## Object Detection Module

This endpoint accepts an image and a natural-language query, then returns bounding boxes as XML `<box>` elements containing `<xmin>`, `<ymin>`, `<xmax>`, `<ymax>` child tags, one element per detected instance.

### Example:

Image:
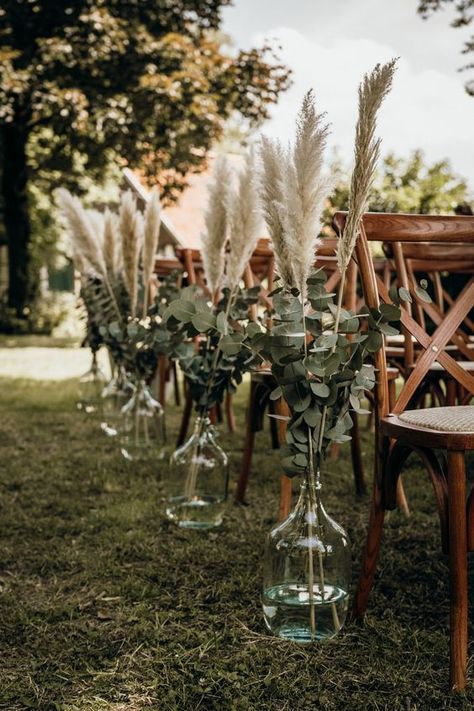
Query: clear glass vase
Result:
<box><xmin>100</xmin><ymin>367</ymin><xmax>135</xmax><ymax>437</ymax></box>
<box><xmin>120</xmin><ymin>379</ymin><xmax>166</xmax><ymax>462</ymax></box>
<box><xmin>76</xmin><ymin>352</ymin><xmax>108</xmax><ymax>414</ymax></box>
<box><xmin>263</xmin><ymin>468</ymin><xmax>351</xmax><ymax>642</ymax></box>
<box><xmin>165</xmin><ymin>414</ymin><xmax>229</xmax><ymax>529</ymax></box>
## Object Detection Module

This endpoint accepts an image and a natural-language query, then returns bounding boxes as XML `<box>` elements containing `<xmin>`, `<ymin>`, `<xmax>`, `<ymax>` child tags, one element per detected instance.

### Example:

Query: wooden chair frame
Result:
<box><xmin>334</xmin><ymin>211</ymin><xmax>474</xmax><ymax>692</ymax></box>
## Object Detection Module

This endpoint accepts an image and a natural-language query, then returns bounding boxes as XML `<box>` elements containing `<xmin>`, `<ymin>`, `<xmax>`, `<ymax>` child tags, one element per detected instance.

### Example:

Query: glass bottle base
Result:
<box><xmin>263</xmin><ymin>583</ymin><xmax>349</xmax><ymax>642</ymax></box>
<box><xmin>165</xmin><ymin>496</ymin><xmax>225</xmax><ymax>529</ymax></box>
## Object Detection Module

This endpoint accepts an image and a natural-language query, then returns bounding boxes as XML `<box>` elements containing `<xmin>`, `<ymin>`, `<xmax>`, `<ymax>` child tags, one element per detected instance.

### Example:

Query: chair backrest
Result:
<box><xmin>334</xmin><ymin>211</ymin><xmax>474</xmax><ymax>418</ymax></box>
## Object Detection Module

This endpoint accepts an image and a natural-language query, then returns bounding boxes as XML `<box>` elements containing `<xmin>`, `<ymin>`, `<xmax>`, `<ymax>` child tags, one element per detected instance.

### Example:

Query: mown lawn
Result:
<box><xmin>1</xmin><ymin>346</ymin><xmax>474</xmax><ymax>710</ymax></box>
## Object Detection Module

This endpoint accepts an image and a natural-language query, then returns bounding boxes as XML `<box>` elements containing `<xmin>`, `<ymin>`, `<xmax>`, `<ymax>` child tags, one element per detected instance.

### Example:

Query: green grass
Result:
<box><xmin>1</xmin><ymin>353</ymin><xmax>474</xmax><ymax>710</ymax></box>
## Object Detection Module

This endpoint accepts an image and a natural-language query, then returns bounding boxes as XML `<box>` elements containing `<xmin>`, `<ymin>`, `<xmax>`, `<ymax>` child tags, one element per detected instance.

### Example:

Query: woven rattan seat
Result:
<box><xmin>398</xmin><ymin>406</ymin><xmax>474</xmax><ymax>433</ymax></box>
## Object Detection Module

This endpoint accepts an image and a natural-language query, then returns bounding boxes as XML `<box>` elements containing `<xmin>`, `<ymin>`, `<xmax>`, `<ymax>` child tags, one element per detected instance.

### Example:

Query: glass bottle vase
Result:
<box><xmin>164</xmin><ymin>413</ymin><xmax>229</xmax><ymax>529</ymax></box>
<box><xmin>76</xmin><ymin>351</ymin><xmax>108</xmax><ymax>414</ymax></box>
<box><xmin>263</xmin><ymin>468</ymin><xmax>351</xmax><ymax>642</ymax></box>
<box><xmin>120</xmin><ymin>379</ymin><xmax>166</xmax><ymax>462</ymax></box>
<box><xmin>100</xmin><ymin>367</ymin><xmax>135</xmax><ymax>437</ymax></box>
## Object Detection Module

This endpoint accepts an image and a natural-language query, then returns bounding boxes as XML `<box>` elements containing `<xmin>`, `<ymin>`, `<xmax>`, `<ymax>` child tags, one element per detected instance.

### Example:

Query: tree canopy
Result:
<box><xmin>0</xmin><ymin>0</ymin><xmax>291</xmax><ymax>322</ymax></box>
<box><xmin>418</xmin><ymin>0</ymin><xmax>474</xmax><ymax>94</ymax></box>
<box><xmin>325</xmin><ymin>149</ymin><xmax>471</xmax><ymax>233</ymax></box>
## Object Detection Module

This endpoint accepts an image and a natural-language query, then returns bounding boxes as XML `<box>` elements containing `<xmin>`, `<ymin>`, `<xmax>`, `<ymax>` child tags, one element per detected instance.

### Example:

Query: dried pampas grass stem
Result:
<box><xmin>279</xmin><ymin>90</ymin><xmax>332</xmax><ymax>296</ymax></box>
<box><xmin>202</xmin><ymin>156</ymin><xmax>231</xmax><ymax>298</ymax></box>
<box><xmin>337</xmin><ymin>59</ymin><xmax>398</xmax><ymax>274</ymax></box>
<box><xmin>57</xmin><ymin>188</ymin><xmax>122</xmax><ymax>322</ymax></box>
<box><xmin>103</xmin><ymin>208</ymin><xmax>121</xmax><ymax>280</ymax></box>
<box><xmin>226</xmin><ymin>150</ymin><xmax>261</xmax><ymax>289</ymax></box>
<box><xmin>120</xmin><ymin>190</ymin><xmax>143</xmax><ymax>318</ymax></box>
<box><xmin>142</xmin><ymin>189</ymin><xmax>161</xmax><ymax>316</ymax></box>
<box><xmin>259</xmin><ymin>136</ymin><xmax>294</xmax><ymax>290</ymax></box>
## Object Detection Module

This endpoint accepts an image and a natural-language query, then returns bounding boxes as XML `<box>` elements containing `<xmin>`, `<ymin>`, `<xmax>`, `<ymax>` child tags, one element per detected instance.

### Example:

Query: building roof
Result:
<box><xmin>123</xmin><ymin>153</ymin><xmax>247</xmax><ymax>252</ymax></box>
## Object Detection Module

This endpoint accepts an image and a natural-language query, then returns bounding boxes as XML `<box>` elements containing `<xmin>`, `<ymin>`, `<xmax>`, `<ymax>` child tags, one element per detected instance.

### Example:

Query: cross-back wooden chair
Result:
<box><xmin>335</xmin><ymin>211</ymin><xmax>474</xmax><ymax>692</ymax></box>
<box><xmin>235</xmin><ymin>237</ymin><xmax>369</xmax><ymax>516</ymax></box>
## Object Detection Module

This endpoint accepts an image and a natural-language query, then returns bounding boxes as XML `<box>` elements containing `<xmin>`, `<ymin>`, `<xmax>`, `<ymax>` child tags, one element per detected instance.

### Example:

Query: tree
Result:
<box><xmin>418</xmin><ymin>0</ymin><xmax>474</xmax><ymax>94</ymax></box>
<box><xmin>0</xmin><ymin>1</ymin><xmax>290</xmax><ymax>321</ymax></box>
<box><xmin>325</xmin><ymin>149</ymin><xmax>471</xmax><ymax>232</ymax></box>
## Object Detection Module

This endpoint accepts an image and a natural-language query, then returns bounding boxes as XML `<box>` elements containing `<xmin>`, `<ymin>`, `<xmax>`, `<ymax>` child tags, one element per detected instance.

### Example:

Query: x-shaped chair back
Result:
<box><xmin>333</xmin><ymin>212</ymin><xmax>474</xmax><ymax>419</ymax></box>
<box><xmin>382</xmin><ymin>240</ymin><xmax>474</xmax><ymax>370</ymax></box>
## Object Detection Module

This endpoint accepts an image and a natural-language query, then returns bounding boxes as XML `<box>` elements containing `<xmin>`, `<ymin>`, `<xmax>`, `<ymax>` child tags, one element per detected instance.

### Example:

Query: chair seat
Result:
<box><xmin>398</xmin><ymin>406</ymin><xmax>474</xmax><ymax>433</ymax></box>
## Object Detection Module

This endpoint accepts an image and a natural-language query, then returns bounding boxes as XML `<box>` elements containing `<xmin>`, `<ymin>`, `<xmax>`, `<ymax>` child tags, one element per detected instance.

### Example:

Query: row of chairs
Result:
<box><xmin>155</xmin><ymin>212</ymin><xmax>474</xmax><ymax>691</ymax></box>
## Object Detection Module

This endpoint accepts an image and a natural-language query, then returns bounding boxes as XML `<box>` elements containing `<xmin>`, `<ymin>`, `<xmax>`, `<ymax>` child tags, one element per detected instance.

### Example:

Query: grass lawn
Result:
<box><xmin>1</xmin><ymin>345</ymin><xmax>474</xmax><ymax>710</ymax></box>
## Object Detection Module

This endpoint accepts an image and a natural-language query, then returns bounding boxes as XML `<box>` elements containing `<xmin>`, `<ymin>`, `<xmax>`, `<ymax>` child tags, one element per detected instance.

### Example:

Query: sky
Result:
<box><xmin>222</xmin><ymin>0</ymin><xmax>474</xmax><ymax>191</ymax></box>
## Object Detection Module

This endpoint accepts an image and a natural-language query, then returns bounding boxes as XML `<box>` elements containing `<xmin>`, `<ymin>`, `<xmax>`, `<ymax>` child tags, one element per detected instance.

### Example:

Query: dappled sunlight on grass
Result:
<box><xmin>0</xmin><ymin>343</ymin><xmax>110</xmax><ymax>381</ymax></box>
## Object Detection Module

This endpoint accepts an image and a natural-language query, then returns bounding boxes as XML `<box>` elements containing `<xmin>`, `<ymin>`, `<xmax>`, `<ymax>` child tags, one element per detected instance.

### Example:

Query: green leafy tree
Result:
<box><xmin>325</xmin><ymin>149</ymin><xmax>470</xmax><ymax>231</ymax></box>
<box><xmin>418</xmin><ymin>0</ymin><xmax>474</xmax><ymax>94</ymax></box>
<box><xmin>0</xmin><ymin>1</ymin><xmax>290</xmax><ymax>320</ymax></box>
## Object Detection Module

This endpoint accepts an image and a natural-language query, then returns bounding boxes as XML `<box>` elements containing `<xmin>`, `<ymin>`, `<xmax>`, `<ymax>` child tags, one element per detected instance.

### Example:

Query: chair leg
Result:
<box><xmin>446</xmin><ymin>379</ymin><xmax>457</xmax><ymax>407</ymax></box>
<box><xmin>447</xmin><ymin>450</ymin><xmax>468</xmax><ymax>692</ymax></box>
<box><xmin>176</xmin><ymin>388</ymin><xmax>193</xmax><ymax>447</ymax></box>
<box><xmin>279</xmin><ymin>475</ymin><xmax>292</xmax><ymax>521</ymax></box>
<box><xmin>235</xmin><ymin>381</ymin><xmax>257</xmax><ymax>503</ymax></box>
<box><xmin>172</xmin><ymin>362</ymin><xmax>181</xmax><ymax>407</ymax></box>
<box><xmin>330</xmin><ymin>443</ymin><xmax>340</xmax><ymax>461</ymax></box>
<box><xmin>267</xmin><ymin>399</ymin><xmax>280</xmax><ymax>450</ymax></box>
<box><xmin>225</xmin><ymin>392</ymin><xmax>236</xmax><ymax>434</ymax></box>
<box><xmin>349</xmin><ymin>412</ymin><xmax>366</xmax><ymax>496</ymax></box>
<box><xmin>352</xmin><ymin>438</ymin><xmax>387</xmax><ymax>620</ymax></box>
<box><xmin>158</xmin><ymin>355</ymin><xmax>167</xmax><ymax>406</ymax></box>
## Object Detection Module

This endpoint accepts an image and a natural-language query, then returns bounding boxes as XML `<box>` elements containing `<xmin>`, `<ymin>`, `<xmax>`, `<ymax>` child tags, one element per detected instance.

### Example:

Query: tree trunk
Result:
<box><xmin>1</xmin><ymin>123</ymin><xmax>34</xmax><ymax>316</ymax></box>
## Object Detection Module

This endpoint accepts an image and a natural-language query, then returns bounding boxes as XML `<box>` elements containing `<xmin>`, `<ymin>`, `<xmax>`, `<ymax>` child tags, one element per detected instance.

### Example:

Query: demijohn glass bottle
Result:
<box><xmin>263</xmin><ymin>466</ymin><xmax>351</xmax><ymax>642</ymax></box>
<box><xmin>120</xmin><ymin>378</ymin><xmax>166</xmax><ymax>462</ymax></box>
<box><xmin>100</xmin><ymin>366</ymin><xmax>134</xmax><ymax>436</ymax></box>
<box><xmin>164</xmin><ymin>413</ymin><xmax>228</xmax><ymax>529</ymax></box>
<box><xmin>77</xmin><ymin>351</ymin><xmax>107</xmax><ymax>414</ymax></box>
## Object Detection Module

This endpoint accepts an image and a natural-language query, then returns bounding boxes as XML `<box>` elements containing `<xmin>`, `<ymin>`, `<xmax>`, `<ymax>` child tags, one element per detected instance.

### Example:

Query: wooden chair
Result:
<box><xmin>381</xmin><ymin>241</ymin><xmax>474</xmax><ymax>408</ymax></box>
<box><xmin>334</xmin><ymin>211</ymin><xmax>474</xmax><ymax>691</ymax></box>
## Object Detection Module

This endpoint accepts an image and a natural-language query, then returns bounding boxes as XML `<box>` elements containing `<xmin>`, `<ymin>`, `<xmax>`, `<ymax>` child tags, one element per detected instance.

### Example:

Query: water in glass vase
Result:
<box><xmin>263</xmin><ymin>582</ymin><xmax>349</xmax><ymax>642</ymax></box>
<box><xmin>263</xmin><ymin>477</ymin><xmax>351</xmax><ymax>643</ymax></box>
<box><xmin>165</xmin><ymin>495</ymin><xmax>225</xmax><ymax>529</ymax></box>
<box><xmin>164</xmin><ymin>414</ymin><xmax>228</xmax><ymax>529</ymax></box>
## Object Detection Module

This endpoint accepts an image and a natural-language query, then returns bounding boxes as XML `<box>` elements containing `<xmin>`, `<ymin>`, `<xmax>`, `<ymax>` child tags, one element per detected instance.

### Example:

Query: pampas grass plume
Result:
<box><xmin>57</xmin><ymin>189</ymin><xmax>107</xmax><ymax>277</ymax></box>
<box><xmin>202</xmin><ymin>155</ymin><xmax>231</xmax><ymax>296</ymax></box>
<box><xmin>120</xmin><ymin>190</ymin><xmax>143</xmax><ymax>317</ymax></box>
<box><xmin>142</xmin><ymin>189</ymin><xmax>161</xmax><ymax>291</ymax></box>
<box><xmin>337</xmin><ymin>59</ymin><xmax>398</xmax><ymax>272</ymax></box>
<box><xmin>226</xmin><ymin>150</ymin><xmax>261</xmax><ymax>289</ymax></box>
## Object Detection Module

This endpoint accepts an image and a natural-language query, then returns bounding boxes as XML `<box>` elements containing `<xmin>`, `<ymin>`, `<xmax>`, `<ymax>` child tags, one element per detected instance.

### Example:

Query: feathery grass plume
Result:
<box><xmin>226</xmin><ymin>150</ymin><xmax>261</xmax><ymax>289</ymax></box>
<box><xmin>119</xmin><ymin>190</ymin><xmax>143</xmax><ymax>317</ymax></box>
<box><xmin>337</xmin><ymin>59</ymin><xmax>398</xmax><ymax>272</ymax></box>
<box><xmin>102</xmin><ymin>208</ymin><xmax>121</xmax><ymax>278</ymax></box>
<box><xmin>57</xmin><ymin>189</ymin><xmax>107</xmax><ymax>277</ymax></box>
<box><xmin>87</xmin><ymin>209</ymin><xmax>105</xmax><ymax>245</ymax></box>
<box><xmin>259</xmin><ymin>136</ymin><xmax>295</xmax><ymax>289</ymax></box>
<box><xmin>278</xmin><ymin>90</ymin><xmax>332</xmax><ymax>296</ymax></box>
<box><xmin>201</xmin><ymin>155</ymin><xmax>231</xmax><ymax>296</ymax></box>
<box><xmin>142</xmin><ymin>189</ymin><xmax>161</xmax><ymax>292</ymax></box>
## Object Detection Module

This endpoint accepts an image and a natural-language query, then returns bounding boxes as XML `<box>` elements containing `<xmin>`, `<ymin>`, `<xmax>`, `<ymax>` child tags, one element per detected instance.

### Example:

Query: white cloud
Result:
<box><xmin>253</xmin><ymin>27</ymin><xmax>474</xmax><ymax>190</ymax></box>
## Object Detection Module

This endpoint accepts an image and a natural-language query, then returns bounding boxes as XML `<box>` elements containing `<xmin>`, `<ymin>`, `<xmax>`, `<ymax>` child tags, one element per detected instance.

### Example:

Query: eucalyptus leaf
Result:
<box><xmin>269</xmin><ymin>386</ymin><xmax>282</xmax><ymax>401</ymax></box>
<box><xmin>398</xmin><ymin>287</ymin><xmax>412</xmax><ymax>303</ymax></box>
<box><xmin>310</xmin><ymin>382</ymin><xmax>330</xmax><ymax>398</ymax></box>
<box><xmin>415</xmin><ymin>286</ymin><xmax>432</xmax><ymax>303</ymax></box>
